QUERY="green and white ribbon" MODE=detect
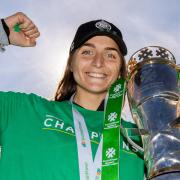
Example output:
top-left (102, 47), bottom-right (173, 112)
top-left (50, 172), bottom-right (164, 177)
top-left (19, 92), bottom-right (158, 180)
top-left (101, 79), bottom-right (126, 180)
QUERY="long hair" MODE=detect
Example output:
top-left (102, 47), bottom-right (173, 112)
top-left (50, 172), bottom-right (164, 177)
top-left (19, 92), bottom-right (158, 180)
top-left (54, 52), bottom-right (127, 101)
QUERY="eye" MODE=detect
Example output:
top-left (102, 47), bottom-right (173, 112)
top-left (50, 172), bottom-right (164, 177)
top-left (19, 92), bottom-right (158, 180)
top-left (104, 51), bottom-right (119, 60)
top-left (82, 50), bottom-right (93, 55)
top-left (80, 48), bottom-right (95, 58)
top-left (107, 53), bottom-right (116, 59)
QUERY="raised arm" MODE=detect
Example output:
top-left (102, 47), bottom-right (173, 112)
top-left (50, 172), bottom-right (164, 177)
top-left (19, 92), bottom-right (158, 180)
top-left (2, 12), bottom-right (40, 47)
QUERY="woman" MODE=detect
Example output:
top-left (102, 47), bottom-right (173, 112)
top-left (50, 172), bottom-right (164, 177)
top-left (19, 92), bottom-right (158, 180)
top-left (0, 12), bottom-right (145, 179)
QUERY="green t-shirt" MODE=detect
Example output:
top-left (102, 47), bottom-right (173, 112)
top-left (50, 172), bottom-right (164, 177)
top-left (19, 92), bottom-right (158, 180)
top-left (0, 92), bottom-right (144, 180)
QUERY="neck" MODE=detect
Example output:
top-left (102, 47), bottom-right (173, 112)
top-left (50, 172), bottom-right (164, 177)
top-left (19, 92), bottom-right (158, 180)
top-left (74, 89), bottom-right (107, 111)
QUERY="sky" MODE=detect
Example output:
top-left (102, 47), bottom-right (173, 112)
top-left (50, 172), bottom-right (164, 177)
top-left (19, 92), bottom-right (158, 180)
top-left (0, 0), bottom-right (180, 120)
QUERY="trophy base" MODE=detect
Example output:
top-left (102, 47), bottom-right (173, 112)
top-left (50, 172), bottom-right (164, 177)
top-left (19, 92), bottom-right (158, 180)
top-left (145, 130), bottom-right (180, 180)
top-left (151, 171), bottom-right (180, 180)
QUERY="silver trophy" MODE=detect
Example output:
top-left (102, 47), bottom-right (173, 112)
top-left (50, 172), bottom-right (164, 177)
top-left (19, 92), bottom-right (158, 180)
top-left (126, 46), bottom-right (180, 179)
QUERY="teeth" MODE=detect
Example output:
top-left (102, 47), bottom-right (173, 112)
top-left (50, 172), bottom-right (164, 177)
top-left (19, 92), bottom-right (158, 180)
top-left (87, 72), bottom-right (106, 78)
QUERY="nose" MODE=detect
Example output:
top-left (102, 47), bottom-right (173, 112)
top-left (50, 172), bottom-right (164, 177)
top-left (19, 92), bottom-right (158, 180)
top-left (91, 53), bottom-right (104, 68)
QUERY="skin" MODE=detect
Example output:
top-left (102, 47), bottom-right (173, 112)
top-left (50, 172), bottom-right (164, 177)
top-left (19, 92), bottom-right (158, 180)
top-left (4, 12), bottom-right (40, 47)
top-left (71, 36), bottom-right (123, 110)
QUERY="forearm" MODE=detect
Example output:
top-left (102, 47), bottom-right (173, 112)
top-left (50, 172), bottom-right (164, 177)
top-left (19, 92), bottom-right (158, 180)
top-left (0, 19), bottom-right (9, 51)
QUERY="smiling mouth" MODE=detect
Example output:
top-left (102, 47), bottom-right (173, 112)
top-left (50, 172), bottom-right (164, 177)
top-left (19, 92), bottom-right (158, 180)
top-left (86, 72), bottom-right (107, 78)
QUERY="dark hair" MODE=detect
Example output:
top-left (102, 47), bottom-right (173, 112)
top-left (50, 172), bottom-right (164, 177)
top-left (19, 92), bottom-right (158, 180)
top-left (54, 52), bottom-right (127, 101)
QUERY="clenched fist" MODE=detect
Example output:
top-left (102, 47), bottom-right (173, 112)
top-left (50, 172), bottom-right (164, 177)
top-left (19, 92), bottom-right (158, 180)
top-left (4, 12), bottom-right (40, 47)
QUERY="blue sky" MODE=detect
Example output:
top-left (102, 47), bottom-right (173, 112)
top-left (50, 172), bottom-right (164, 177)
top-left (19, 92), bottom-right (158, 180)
top-left (0, 0), bottom-right (179, 101)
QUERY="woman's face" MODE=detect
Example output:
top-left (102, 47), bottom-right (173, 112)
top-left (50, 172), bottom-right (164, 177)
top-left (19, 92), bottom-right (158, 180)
top-left (71, 35), bottom-right (123, 95)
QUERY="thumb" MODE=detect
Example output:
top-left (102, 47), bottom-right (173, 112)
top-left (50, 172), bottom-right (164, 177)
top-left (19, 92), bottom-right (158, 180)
top-left (22, 37), bottom-right (37, 47)
top-left (26, 37), bottom-right (36, 47)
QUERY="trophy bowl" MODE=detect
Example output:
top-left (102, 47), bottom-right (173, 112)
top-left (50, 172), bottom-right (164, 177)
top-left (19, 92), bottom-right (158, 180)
top-left (127, 46), bottom-right (180, 179)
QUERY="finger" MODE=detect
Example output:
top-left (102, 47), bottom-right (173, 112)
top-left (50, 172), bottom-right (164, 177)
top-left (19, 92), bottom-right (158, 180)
top-left (21, 23), bottom-right (36, 31)
top-left (28, 32), bottom-right (40, 38)
top-left (14, 12), bottom-right (33, 29)
top-left (18, 15), bottom-right (36, 30)
top-left (29, 38), bottom-right (36, 47)
top-left (23, 37), bottom-right (37, 47)
top-left (19, 20), bottom-right (34, 30)
top-left (23, 27), bottom-right (39, 36)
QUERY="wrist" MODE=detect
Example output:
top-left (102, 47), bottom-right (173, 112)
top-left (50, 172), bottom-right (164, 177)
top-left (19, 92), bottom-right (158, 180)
top-left (0, 19), bottom-right (10, 52)
top-left (1, 19), bottom-right (10, 44)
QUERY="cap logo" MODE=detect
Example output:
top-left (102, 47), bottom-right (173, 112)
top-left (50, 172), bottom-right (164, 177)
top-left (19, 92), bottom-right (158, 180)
top-left (95, 20), bottom-right (111, 31)
top-left (70, 42), bottom-right (74, 52)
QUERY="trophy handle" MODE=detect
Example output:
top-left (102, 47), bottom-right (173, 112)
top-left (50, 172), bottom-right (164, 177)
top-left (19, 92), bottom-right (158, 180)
top-left (120, 125), bottom-right (147, 153)
top-left (120, 117), bottom-right (180, 154)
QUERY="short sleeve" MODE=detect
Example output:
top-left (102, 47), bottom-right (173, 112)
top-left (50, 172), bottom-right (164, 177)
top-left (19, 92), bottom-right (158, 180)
top-left (0, 91), bottom-right (27, 134)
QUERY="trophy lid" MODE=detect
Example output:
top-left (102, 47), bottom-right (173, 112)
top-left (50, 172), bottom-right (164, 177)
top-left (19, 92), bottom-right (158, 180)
top-left (127, 46), bottom-right (176, 75)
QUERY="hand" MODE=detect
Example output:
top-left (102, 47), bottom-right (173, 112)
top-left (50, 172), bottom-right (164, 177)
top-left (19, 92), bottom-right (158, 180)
top-left (4, 12), bottom-right (40, 47)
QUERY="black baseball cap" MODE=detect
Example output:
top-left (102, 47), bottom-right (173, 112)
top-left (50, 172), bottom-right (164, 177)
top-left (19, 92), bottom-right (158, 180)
top-left (69, 19), bottom-right (127, 56)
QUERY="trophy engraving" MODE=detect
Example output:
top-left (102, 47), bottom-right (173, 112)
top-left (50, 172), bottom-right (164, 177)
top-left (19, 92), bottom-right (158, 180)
top-left (127, 46), bottom-right (180, 179)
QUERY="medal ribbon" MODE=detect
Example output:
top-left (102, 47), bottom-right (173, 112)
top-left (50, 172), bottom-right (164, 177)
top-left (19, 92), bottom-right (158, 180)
top-left (71, 100), bottom-right (102, 180)
top-left (101, 79), bottom-right (126, 180)
top-left (71, 78), bottom-right (126, 180)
